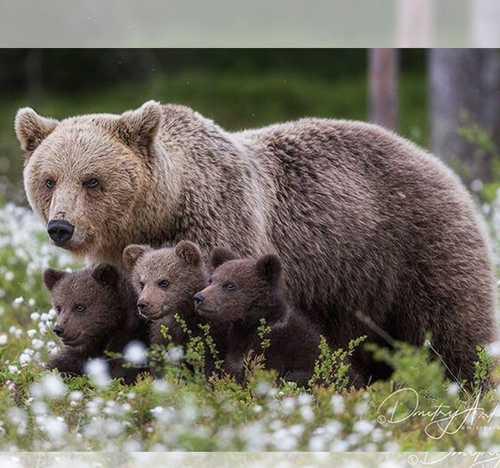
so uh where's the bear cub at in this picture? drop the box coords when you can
[122,241,224,375]
[194,248,322,386]
[44,264,149,384]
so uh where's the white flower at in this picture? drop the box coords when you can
[300,405,315,422]
[354,401,369,416]
[84,358,110,388]
[69,391,83,402]
[32,339,44,350]
[487,341,500,358]
[166,346,184,363]
[0,334,7,345]
[309,435,326,451]
[447,382,460,396]
[353,419,374,435]
[281,397,296,414]
[331,395,345,415]
[124,341,147,365]
[153,379,171,394]
[19,352,32,366]
[39,374,67,399]
[42,416,67,442]
[8,365,19,374]
[298,393,313,406]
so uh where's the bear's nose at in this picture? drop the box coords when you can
[137,302,150,317]
[47,220,74,246]
[53,325,64,337]
[193,293,205,307]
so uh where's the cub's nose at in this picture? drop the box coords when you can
[47,220,74,246]
[193,293,205,307]
[137,302,150,316]
[53,325,64,337]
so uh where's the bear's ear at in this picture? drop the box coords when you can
[122,244,150,271]
[209,247,238,270]
[255,254,282,285]
[175,241,202,266]
[15,108,59,153]
[117,101,161,153]
[43,268,66,291]
[92,264,120,287]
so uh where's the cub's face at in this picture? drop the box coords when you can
[43,264,124,354]
[15,102,161,261]
[123,241,207,321]
[194,249,282,323]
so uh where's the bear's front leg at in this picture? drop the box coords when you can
[47,347,86,377]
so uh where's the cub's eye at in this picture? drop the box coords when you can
[74,304,86,313]
[223,282,237,291]
[45,179,56,189]
[158,279,169,289]
[83,178,99,189]
[139,281,145,290]
[55,306,62,314]
[207,277,213,285]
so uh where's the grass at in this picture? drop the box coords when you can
[0,201,497,452]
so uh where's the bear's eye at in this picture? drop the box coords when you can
[55,305,62,314]
[74,304,86,313]
[45,179,56,190]
[158,279,169,289]
[139,281,145,290]
[207,277,213,285]
[223,282,237,291]
[83,178,99,189]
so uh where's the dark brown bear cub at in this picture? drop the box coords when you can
[195,248,322,386]
[44,264,149,384]
[122,241,224,376]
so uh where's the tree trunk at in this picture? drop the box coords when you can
[429,49,500,185]
[369,49,399,131]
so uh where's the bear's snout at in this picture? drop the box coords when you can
[193,292,204,307]
[137,301,151,319]
[53,325,64,337]
[47,219,74,246]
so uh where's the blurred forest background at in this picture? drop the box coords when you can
[0,49,499,204]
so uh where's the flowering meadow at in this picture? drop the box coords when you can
[0,199,498,454]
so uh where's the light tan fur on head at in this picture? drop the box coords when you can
[125,241,207,321]
[17,101,169,262]
[15,108,59,152]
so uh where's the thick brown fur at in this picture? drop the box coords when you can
[18,102,497,383]
[43,264,149,383]
[197,249,322,385]
[122,240,224,376]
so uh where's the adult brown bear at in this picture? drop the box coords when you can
[15,101,497,383]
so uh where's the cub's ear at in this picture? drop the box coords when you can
[256,254,282,285]
[43,269,66,291]
[175,241,202,266]
[92,264,120,287]
[122,244,150,271]
[117,100,161,153]
[209,247,238,270]
[15,108,59,153]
